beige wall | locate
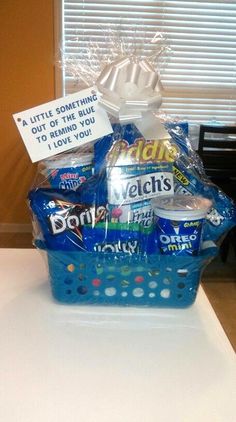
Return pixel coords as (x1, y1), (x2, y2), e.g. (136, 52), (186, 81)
(0, 0), (55, 225)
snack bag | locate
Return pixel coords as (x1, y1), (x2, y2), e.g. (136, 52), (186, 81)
(152, 195), (212, 255)
(83, 222), (141, 254)
(94, 123), (179, 227)
(173, 161), (236, 242)
(28, 187), (107, 250)
(83, 222), (157, 254)
(38, 152), (93, 190)
(159, 117), (236, 243)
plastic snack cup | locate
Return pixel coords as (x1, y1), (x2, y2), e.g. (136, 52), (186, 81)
(152, 195), (212, 255)
(42, 153), (93, 190)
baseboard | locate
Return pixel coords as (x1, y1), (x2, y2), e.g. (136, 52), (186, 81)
(0, 223), (32, 233)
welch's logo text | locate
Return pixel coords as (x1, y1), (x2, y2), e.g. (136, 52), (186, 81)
(108, 172), (174, 205)
(49, 205), (106, 234)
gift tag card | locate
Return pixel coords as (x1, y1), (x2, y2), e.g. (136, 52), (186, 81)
(13, 87), (113, 162)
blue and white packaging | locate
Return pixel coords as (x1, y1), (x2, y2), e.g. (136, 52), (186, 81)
(28, 187), (107, 251)
(41, 153), (93, 190)
(107, 162), (174, 227)
(83, 222), (141, 254)
(82, 222), (157, 255)
(152, 195), (212, 255)
(95, 123), (179, 227)
(173, 162), (236, 241)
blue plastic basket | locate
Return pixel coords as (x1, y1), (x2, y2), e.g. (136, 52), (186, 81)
(39, 242), (217, 308)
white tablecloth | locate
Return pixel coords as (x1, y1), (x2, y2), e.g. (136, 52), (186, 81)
(0, 249), (235, 422)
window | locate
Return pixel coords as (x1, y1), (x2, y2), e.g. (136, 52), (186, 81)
(58, 0), (236, 127)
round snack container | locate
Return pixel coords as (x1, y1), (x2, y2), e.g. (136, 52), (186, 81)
(152, 195), (212, 255)
(42, 153), (93, 190)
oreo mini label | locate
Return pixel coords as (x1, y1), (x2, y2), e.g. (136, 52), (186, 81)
(157, 217), (204, 255)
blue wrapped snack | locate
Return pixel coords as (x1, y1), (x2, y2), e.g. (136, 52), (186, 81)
(165, 121), (189, 156)
(152, 195), (212, 256)
(94, 123), (178, 173)
(76, 173), (107, 205)
(83, 222), (141, 254)
(82, 222), (157, 255)
(94, 123), (142, 174)
(94, 123), (177, 227)
(173, 162), (236, 241)
(28, 187), (107, 250)
(42, 153), (93, 190)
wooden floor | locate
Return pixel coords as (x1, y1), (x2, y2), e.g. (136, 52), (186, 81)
(201, 251), (236, 351)
(1, 232), (236, 351)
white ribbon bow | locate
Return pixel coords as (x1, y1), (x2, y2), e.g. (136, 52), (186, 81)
(96, 56), (162, 123)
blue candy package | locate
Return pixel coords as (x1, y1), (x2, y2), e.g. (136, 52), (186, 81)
(156, 216), (204, 256)
(165, 121), (189, 156)
(28, 188), (108, 250)
(76, 173), (108, 205)
(94, 123), (142, 174)
(83, 222), (141, 254)
(82, 222), (157, 255)
(165, 120), (206, 178)
(41, 153), (93, 190)
(173, 162), (236, 241)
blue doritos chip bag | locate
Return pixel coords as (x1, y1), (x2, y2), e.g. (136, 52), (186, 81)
(28, 188), (108, 250)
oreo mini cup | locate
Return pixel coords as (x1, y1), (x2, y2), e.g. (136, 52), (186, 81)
(152, 195), (212, 256)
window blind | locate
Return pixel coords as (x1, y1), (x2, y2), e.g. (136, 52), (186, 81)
(61, 0), (236, 125)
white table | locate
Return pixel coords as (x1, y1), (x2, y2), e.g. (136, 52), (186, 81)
(0, 248), (235, 422)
